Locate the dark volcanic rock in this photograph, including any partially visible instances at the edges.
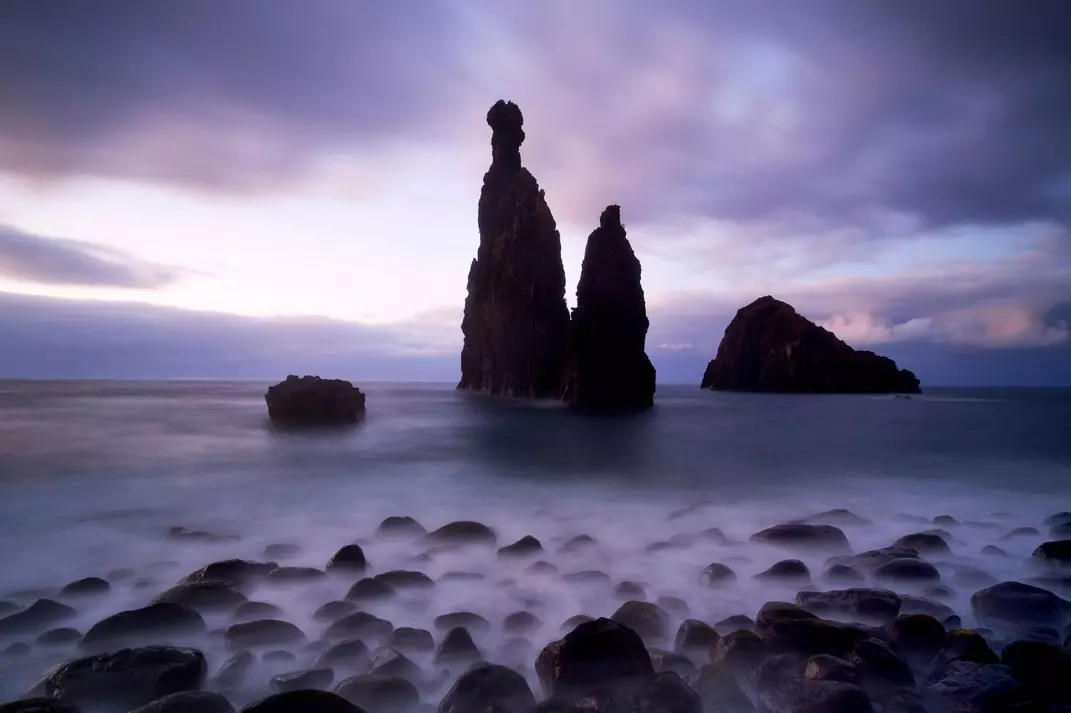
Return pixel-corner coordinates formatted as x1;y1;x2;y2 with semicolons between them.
701;295;920;393
225;619;305;650
893;532;951;555
750;523;850;552
36;627;82;646
427;521;497;547
58;577;110;599
434;626;483;664
37;646;206;711
1032;539;1071;568
346;577;396;602
152;581;247;611
271;668;334;693
970;580;1071;631
674;619;720;655
498;535;543;558
82;603;206;647
923;660;1026;712
796;588;901;623
181;559;277;588
315;639;370;670
458;99;570;398
324;611;393;640
335;673;418;712
562;205;655;412
265;374;365;426
234;601;283;622
0;599;76;635
370;570;434;590
611;600;669;642
755;559;811;583
0;699;80;713
700;563;737;587
215;651;254;690
242;690;362;713
376;515;426;539
873;558;941;584
439;663;536;713
326;544;368;574
535;617;655;699
385;627;434;653
128;690;235;713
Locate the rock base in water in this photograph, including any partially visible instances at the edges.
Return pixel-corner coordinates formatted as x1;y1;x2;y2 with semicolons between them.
264;375;366;427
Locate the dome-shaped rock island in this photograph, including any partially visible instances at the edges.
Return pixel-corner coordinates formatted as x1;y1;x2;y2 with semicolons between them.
265;375;366;426
702;296;921;394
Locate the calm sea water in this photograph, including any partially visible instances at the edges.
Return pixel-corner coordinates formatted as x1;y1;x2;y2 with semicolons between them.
1;380;1070;702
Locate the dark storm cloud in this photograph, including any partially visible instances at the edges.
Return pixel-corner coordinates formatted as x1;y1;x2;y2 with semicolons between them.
0;224;181;288
0;0;468;187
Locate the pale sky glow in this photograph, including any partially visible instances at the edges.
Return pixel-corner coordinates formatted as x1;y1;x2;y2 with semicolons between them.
1;1;1070;384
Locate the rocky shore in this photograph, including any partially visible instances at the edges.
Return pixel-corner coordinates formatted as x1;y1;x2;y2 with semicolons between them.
2;507;1069;713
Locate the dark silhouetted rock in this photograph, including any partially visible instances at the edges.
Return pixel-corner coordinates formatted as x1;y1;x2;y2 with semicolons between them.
0;599;76;635
823;564;866;584
712;630;766;674
346;577;396;602
657;596;690;617
755;559;811;583
805;654;857;684
434;612;491;633
233;602;284;622
536;617;654;699
796;588;901;623
827;546;920;575
385;627;434;653
755;602;818;635
367;647;422;680
37;646;206;711
82;603;206;647
264;543;301;558
761;617;872;659
215;651;254;690
760;678;873;713
970;580;1071;631
634;671;701;713
315;639;370;670
370;570;433;590
458;100;570;398
559;534;598;553
893;532;951;555
614;581;646;599
265;375;365;426
152;581;246;611
611;600;669;642
674;619;719;655
504;611;542;633
1001;639;1071;705
335;674;417;711
700;563;737;587
181;559;277;588
129;690;235;713
427;521;497;547
562;205;655;412
561;615;594;632
58;577;110;599
885;614;946;664
263;650;296;663
36;627;82;646
873;558;941;584
750;523;850;552
796;509;872;527
440;663;536;713
271;668;334;692
923;661;1026;712
435;626;483;664
242;690;363;713
938;630;999;666
687;665;755;713
326;545;368;574
848;638;914;694
498;535;543;558
0;699;80;713
268;566;326;583
701;296;920;394
314;600;358;622
1032;540;1071;569
713;615;755;636
225;619;305;650
324;611;393;640
376;515;426;538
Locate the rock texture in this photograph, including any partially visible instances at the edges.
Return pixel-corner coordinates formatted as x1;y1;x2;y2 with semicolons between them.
563;205;655;412
264;375;365;426
701;296;921;393
458;100;570;398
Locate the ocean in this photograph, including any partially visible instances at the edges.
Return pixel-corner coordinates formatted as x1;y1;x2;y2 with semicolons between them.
1;380;1070;704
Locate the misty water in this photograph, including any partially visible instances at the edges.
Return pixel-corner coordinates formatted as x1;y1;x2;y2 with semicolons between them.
1;381;1070;706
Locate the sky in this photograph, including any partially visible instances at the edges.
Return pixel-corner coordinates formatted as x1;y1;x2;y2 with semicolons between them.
1;0;1070;385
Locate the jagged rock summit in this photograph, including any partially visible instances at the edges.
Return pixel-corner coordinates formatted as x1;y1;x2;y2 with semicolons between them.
265;375;366;426
701;296;921;394
564;205;655;412
458;100;570;398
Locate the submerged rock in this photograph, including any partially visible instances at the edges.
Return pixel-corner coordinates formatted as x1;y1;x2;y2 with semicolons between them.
265;375;365;426
701;295;920;393
458;99;571;398
563;205;655;412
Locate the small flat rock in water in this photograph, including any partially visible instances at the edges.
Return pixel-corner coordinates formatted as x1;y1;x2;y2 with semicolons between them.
152;581;247;611
0;599;76;635
38;646;207;711
426;521;497;546
58;577;111;599
438;663;535;713
498;535;543;558
326;544;368;573
346;577;395;602
335;673;419;711
271;668;334;692
241;690;363;713
82;603;206;647
435;611;491;632
225;619;305;650
750;523;850;552
376;515;427;538
129;690;235;713
324;611;393;640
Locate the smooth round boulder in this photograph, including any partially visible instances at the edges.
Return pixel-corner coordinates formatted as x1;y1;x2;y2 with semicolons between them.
848;638;915;691
58;577;110;599
314;639;370;670
234;602;284;622
797;509;871;526
796;588;902;623
970;580;1071;631
0;699;81;713
0;599;76;636
369;570;433;590
699;563;737;587
504;611;543;634
153;581;247;611
268;567;327;583
674;619;719;655
324;611;393;640
686;664;755;713
225;619;305;650
535;618;655;699
215;651;254;690
498;536;543;559
314;600;358;622
713;615;755;635
893;533;951;555
938;630;999;666
439;663;536;713
82;603;206;647
1001;526;1041;540
367;647;422;680
874;558;941;583
326;545;368;574
376;516;426;538
434;626;483;664
36;627;82;646
712;630;765;674
345;578;395;602
755;559;811;583
611;600;669;642
822;564;865;584
241;690;363;713
434;611;491;633
182;559;277;588
271;668;334;692
614;581;646;599
263;650;296;663
657;596;689;616
561;614;594;632
750;523;850;552
558;534;598;553
755;602;818;634
528;561;558;575
335;674;418;711
1032;540;1071;569
128;690;235;713
426;521;497;547
385;627;434;653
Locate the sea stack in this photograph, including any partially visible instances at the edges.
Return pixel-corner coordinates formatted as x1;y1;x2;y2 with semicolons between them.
265;375;366;426
701;296;921;394
458;100;570;398
564;205;655;412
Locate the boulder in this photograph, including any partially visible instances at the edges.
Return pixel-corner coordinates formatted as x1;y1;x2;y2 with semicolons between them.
323;611;393;640
367;647;422;681
181;559;277;588
804;654;857;684
822;565;866;584
892;533;951;555
761;617;873;659
82;603;206;647
128;691;235;713
152;581;246;611
426;521;497;547
755;602;818;634
848;638;914;694
754;559;811;583
759;678;873;713
632;671;700;713
937;630;999;666
58;577;110;599
970;580;1071;631
233;602;283;622
1001;639;1071;704
370;570;434;590
873;558;941;584
923;661;1027;712
610;600;669;642
535;617;654;699
264;375;365;426
376;515;426;538
434;611;491;633
827;546;919;575
439;663;536;713
0;599;76;635
796;589;901;623
271;668;334;692
36;646;206;711
712;630;766;674
699;563;737;587
1032;540;1071;569
335;674;418;711
326;545;368;574
796;509;872;527
562;205;655;412
268;566;326;583
701;295;920;394
37;627;82;646
503;611;542;634
498;535;543;558
215;651;254;690
713;615;755;635
314;639;370;670
674;620;720;655
434;626;483;665
264;543;301;558
241;690;363;713
0;700;80;713
885;614;946;664
687;665;755;713
458;99;571;398
225;619;305;649
750;523;850;552
314;600;358;622
346;577;396;602
384;627;434;653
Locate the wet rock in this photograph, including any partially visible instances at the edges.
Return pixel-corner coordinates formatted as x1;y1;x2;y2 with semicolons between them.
1046;512;1071;528
561;615;594;632
651;651;696;678
848;638;914;695
263;650;296;663
440;663;536;713
386;627;434;653
153;581;247;611
674;620;719;656
314;639;370;670
167;526;238;543
242;690;363;713
367;647;422;680
324;611;393;640
699;563;737;587
892;533;951;555
129;691;235;713
563;570;612;585
923;660;1026;713
971;580;1071;631
657;596;690;617
271;668;334;692
82;603;206;647
1001;639;1071;704
528;561;559;575
265;374;365;426
924;584;956;600
326;545;368;574
377;515;427;538
713;615;755;635
427;521;498;547
762;616;873;659
755;602;818;634
750;523;850;552
687;664;755;713
264;543;301;559
536;617;655;699
182;559;277;588
5;642;30;655
435;626;483;665
1052;521;1071;538
805;654;857;683
58;577;110;599
1032;540;1071;569
459;99;571;398
796;588;902;624
36;646;206;711
755;559;811;583
315;600;358;622
504;611;543;634
268;566;327;584
1000;526;1041;540
345;578;396;603
885;614;946;664
632;671;700;713
498;535;543;559
0;599;76;635
760;679;873;713
562;205;656;412
225;619;305;650
0;699;80;713
827;546;920;575
335;673;418;711
933;515;959;527
797;509;872;527
614;581;646;599
370;570;434;590
873;558;941;584
559;534;598;553
712;630;766;675
701;295;920;394
234;601;283;622
435;612;491;633
611;601;669;642
981;545;1008;557
0;600;17;616
937;630;999;666
822;564;866;585
36;627;82;646
215;651;254;690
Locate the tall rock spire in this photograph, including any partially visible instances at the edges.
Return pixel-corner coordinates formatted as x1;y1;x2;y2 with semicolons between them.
458;100;570;397
564;205;656;412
